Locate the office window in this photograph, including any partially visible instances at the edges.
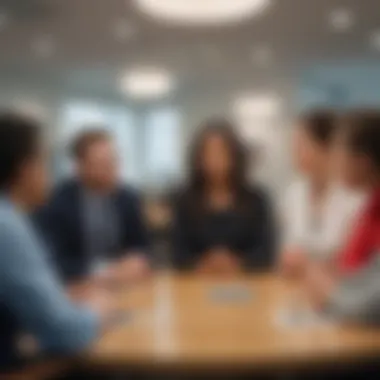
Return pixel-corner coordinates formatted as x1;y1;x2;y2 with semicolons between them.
144;108;182;190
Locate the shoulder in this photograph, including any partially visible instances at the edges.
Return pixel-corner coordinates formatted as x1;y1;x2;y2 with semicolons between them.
0;205;46;276
117;184;141;201
281;179;308;209
54;178;79;196
245;184;273;206
286;179;307;198
0;202;18;228
116;185;145;212
0;202;29;246
50;178;80;203
36;179;79;219
329;185;368;215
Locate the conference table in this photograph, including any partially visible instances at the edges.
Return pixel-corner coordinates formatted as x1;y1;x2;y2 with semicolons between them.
82;272;380;375
12;272;380;379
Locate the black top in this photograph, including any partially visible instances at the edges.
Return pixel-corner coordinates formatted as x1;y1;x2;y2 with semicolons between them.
171;186;277;271
34;179;149;283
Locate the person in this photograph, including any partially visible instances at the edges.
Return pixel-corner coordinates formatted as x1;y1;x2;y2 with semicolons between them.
172;118;276;274
0;113;111;371
36;129;150;285
279;110;365;277
306;110;380;325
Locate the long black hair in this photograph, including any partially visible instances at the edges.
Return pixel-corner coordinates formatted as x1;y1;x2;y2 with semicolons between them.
184;117;251;215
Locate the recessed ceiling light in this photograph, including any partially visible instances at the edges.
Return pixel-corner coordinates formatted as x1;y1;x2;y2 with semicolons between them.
251;46;273;66
329;9;354;32
113;20;137;41
33;35;55;58
232;93;281;118
120;67;175;99
135;0;271;26
370;31;380;51
0;11;9;30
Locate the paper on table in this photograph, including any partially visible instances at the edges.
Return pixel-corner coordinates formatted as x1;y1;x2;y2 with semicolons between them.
275;304;337;329
208;284;254;303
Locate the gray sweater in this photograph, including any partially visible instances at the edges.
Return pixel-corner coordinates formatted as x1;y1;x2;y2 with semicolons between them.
327;255;380;325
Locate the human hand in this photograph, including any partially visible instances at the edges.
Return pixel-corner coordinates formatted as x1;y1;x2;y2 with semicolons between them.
197;248;241;276
91;264;120;289
278;249;308;280
92;254;151;287
113;254;151;284
304;262;336;310
85;289;117;327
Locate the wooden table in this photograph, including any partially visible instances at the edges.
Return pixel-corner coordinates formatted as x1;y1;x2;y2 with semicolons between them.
84;273;380;374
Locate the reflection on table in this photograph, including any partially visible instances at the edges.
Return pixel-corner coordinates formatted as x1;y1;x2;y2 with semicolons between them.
84;273;380;373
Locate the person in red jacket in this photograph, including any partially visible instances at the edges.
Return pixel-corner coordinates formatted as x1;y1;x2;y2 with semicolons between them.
306;110;380;323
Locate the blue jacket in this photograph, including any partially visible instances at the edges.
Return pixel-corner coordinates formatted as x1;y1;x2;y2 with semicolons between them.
0;197;98;371
35;179;149;283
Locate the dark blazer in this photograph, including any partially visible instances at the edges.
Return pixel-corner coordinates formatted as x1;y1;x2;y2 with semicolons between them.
35;179;149;282
171;186;277;272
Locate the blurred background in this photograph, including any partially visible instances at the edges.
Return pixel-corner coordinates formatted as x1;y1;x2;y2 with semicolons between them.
0;0;380;206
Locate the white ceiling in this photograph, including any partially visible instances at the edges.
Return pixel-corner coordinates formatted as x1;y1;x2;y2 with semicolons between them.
0;0;379;103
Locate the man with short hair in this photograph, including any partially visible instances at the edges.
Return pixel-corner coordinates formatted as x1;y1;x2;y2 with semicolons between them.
37;128;150;284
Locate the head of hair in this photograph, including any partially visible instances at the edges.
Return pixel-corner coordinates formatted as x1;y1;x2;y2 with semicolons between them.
300;110;337;146
0;112;41;190
340;109;380;169
70;128;110;160
185;117;250;213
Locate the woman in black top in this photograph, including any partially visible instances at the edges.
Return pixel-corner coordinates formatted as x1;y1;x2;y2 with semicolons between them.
172;118;277;274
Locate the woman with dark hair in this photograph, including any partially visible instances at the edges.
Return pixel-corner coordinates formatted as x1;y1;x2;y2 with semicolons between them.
172;118;276;274
279;110;366;277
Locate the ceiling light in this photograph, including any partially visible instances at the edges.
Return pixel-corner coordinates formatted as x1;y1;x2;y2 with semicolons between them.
329;9;354;32
370;31;380;51
113;20;137;41
232;93;281;118
135;0;271;26
120;67;174;99
33;35;55;58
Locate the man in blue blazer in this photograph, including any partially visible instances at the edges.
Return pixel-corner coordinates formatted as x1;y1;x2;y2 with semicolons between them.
37;129;150;284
